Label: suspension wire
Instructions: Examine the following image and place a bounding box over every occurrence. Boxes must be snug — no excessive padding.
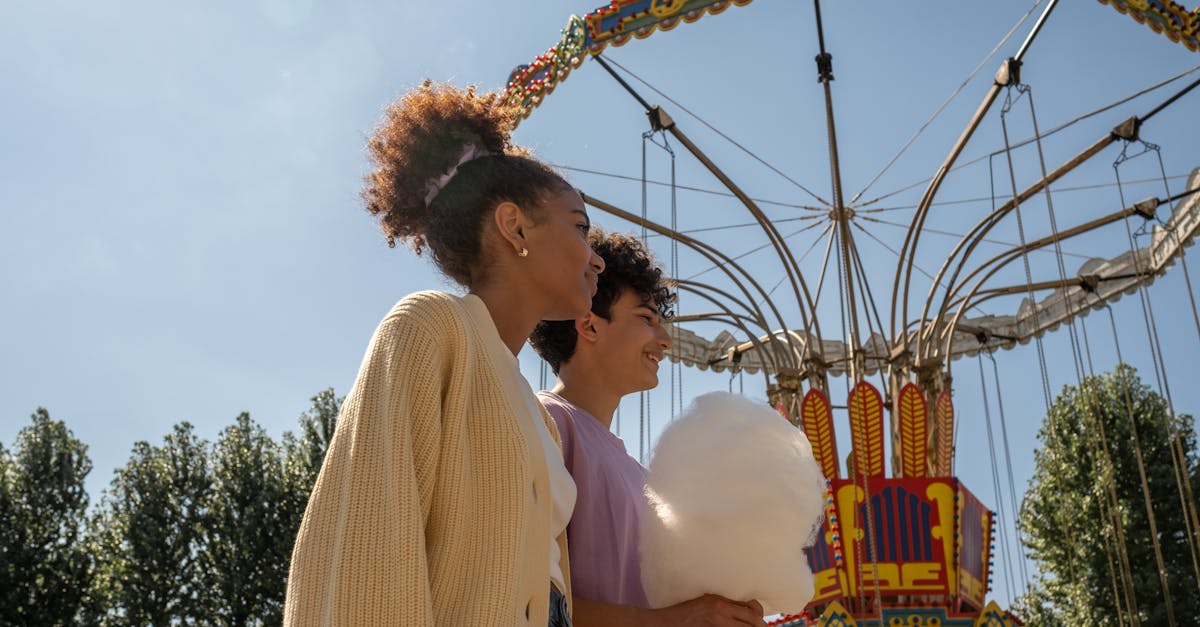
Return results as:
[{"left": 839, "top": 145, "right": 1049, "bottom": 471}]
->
[
  {"left": 764, "top": 222, "right": 837, "bottom": 299},
  {"left": 1022, "top": 84, "right": 1087, "bottom": 393},
  {"left": 1078, "top": 315, "right": 1130, "bottom": 622},
  {"left": 667, "top": 215, "right": 822, "bottom": 238},
  {"left": 864, "top": 195, "right": 996, "bottom": 211},
  {"left": 1107, "top": 303, "right": 1189, "bottom": 622},
  {"left": 988, "top": 120, "right": 1099, "bottom": 605},
  {"left": 639, "top": 389, "right": 646, "bottom": 464},
  {"left": 555, "top": 163, "right": 1189, "bottom": 223},
  {"left": 648, "top": 393, "right": 657, "bottom": 461},
  {"left": 852, "top": 220, "right": 994, "bottom": 320},
  {"left": 1094, "top": 444, "right": 1139, "bottom": 627},
  {"left": 851, "top": 0, "right": 1044, "bottom": 204},
  {"left": 640, "top": 130, "right": 649, "bottom": 465},
  {"left": 641, "top": 134, "right": 649, "bottom": 242},
  {"left": 1116, "top": 152, "right": 1170, "bottom": 395},
  {"left": 1170, "top": 209, "right": 1200, "bottom": 344},
  {"left": 844, "top": 224, "right": 906, "bottom": 382},
  {"left": 1115, "top": 149, "right": 1200, "bottom": 598},
  {"left": 1025, "top": 81, "right": 1156, "bottom": 623},
  {"left": 808, "top": 13, "right": 882, "bottom": 613},
  {"left": 1176, "top": 249, "right": 1200, "bottom": 341},
  {"left": 1120, "top": 153, "right": 1199, "bottom": 608},
  {"left": 860, "top": 215, "right": 1093, "bottom": 260},
  {"left": 862, "top": 175, "right": 1194, "bottom": 213},
  {"left": 1072, "top": 322, "right": 1142, "bottom": 627},
  {"left": 998, "top": 84, "right": 1087, "bottom": 603},
  {"left": 751, "top": 223, "right": 838, "bottom": 318},
  {"left": 810, "top": 222, "right": 841, "bottom": 315},
  {"left": 977, "top": 354, "right": 1017, "bottom": 603},
  {"left": 643, "top": 129, "right": 678, "bottom": 422},
  {"left": 683, "top": 219, "right": 826, "bottom": 282},
  {"left": 832, "top": 223, "right": 883, "bottom": 618},
  {"left": 1000, "top": 86, "right": 1053, "bottom": 445},
  {"left": 600, "top": 55, "right": 830, "bottom": 207},
  {"left": 1077, "top": 314, "right": 1136, "bottom": 626},
  {"left": 844, "top": 225, "right": 891, "bottom": 394},
  {"left": 979, "top": 151, "right": 1033, "bottom": 600},
  {"left": 554, "top": 163, "right": 824, "bottom": 212},
  {"left": 664, "top": 133, "right": 683, "bottom": 421},
  {"left": 1141, "top": 74, "right": 1200, "bottom": 124},
  {"left": 850, "top": 221, "right": 943, "bottom": 286},
  {"left": 1150, "top": 150, "right": 1200, "bottom": 585},
  {"left": 986, "top": 355, "right": 1032, "bottom": 591},
  {"left": 861, "top": 64, "right": 1200, "bottom": 208},
  {"left": 831, "top": 226, "right": 865, "bottom": 611}
]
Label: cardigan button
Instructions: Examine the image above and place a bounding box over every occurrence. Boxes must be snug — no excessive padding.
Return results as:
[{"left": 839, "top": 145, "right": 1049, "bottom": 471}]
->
[
  {"left": 525, "top": 600, "right": 531, "bottom": 620},
  {"left": 532, "top": 481, "right": 539, "bottom": 502}
]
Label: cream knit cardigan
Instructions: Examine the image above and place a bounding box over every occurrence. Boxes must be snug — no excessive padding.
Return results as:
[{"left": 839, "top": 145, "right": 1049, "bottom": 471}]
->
[{"left": 284, "top": 291, "right": 572, "bottom": 626}]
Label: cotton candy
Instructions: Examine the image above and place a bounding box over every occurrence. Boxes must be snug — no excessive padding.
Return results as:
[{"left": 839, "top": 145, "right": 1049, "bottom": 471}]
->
[{"left": 640, "top": 392, "right": 827, "bottom": 615}]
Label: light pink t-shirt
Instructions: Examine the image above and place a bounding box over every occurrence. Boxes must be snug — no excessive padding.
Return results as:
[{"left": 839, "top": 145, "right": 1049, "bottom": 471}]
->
[{"left": 538, "top": 391, "right": 651, "bottom": 608}]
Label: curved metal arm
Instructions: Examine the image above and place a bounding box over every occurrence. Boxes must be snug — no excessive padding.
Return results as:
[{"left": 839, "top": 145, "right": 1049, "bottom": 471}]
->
[
  {"left": 676, "top": 279, "right": 793, "bottom": 372},
  {"left": 914, "top": 132, "right": 1118, "bottom": 360},
  {"left": 893, "top": 0, "right": 1060, "bottom": 343},
  {"left": 581, "top": 190, "right": 810, "bottom": 369},
  {"left": 671, "top": 284, "right": 781, "bottom": 389},
  {"left": 922, "top": 199, "right": 1144, "bottom": 360},
  {"left": 588, "top": 56, "right": 824, "bottom": 356}
]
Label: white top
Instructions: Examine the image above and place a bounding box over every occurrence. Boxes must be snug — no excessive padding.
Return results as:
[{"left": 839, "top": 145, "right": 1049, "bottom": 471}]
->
[
  {"left": 514, "top": 372, "right": 576, "bottom": 591},
  {"left": 463, "top": 295, "right": 576, "bottom": 591}
]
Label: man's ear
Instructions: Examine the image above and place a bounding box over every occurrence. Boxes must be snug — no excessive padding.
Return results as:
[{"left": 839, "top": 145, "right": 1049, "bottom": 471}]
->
[
  {"left": 575, "top": 312, "right": 601, "bottom": 343},
  {"left": 492, "top": 200, "right": 529, "bottom": 255}
]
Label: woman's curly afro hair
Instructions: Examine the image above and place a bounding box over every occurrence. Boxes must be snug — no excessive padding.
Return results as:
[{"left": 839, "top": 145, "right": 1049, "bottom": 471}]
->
[{"left": 361, "top": 81, "right": 572, "bottom": 286}]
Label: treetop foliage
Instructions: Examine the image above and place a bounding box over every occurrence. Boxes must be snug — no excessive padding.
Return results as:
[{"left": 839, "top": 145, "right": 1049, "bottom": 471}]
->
[{"left": 1, "top": 389, "right": 342, "bottom": 626}]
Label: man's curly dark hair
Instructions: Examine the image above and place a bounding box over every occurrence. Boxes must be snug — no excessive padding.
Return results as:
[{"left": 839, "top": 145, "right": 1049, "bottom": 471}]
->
[{"left": 530, "top": 229, "right": 675, "bottom": 373}]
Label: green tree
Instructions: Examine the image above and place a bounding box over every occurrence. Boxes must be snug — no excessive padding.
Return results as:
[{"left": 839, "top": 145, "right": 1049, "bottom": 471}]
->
[
  {"left": 202, "top": 412, "right": 292, "bottom": 626},
  {"left": 86, "top": 422, "right": 212, "bottom": 625},
  {"left": 280, "top": 387, "right": 342, "bottom": 537},
  {"left": 1019, "top": 364, "right": 1200, "bottom": 625},
  {"left": 284, "top": 388, "right": 341, "bottom": 490},
  {"left": 0, "top": 409, "right": 92, "bottom": 626}
]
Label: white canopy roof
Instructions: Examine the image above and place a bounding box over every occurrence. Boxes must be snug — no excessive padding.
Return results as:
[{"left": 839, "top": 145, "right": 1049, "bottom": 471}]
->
[{"left": 664, "top": 167, "right": 1200, "bottom": 377}]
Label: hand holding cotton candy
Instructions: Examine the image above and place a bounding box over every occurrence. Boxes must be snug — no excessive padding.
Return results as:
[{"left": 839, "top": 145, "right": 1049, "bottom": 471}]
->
[{"left": 640, "top": 392, "right": 827, "bottom": 616}]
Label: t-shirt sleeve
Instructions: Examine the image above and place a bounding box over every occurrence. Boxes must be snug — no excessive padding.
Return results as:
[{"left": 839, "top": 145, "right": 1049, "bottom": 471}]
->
[{"left": 541, "top": 397, "right": 576, "bottom": 472}]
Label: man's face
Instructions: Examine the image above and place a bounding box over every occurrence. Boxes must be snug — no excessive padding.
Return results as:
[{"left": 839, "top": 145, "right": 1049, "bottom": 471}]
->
[{"left": 592, "top": 287, "right": 672, "bottom": 395}]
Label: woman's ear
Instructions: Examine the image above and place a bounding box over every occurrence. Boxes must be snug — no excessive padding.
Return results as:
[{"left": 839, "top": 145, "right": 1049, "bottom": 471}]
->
[{"left": 493, "top": 200, "right": 529, "bottom": 256}]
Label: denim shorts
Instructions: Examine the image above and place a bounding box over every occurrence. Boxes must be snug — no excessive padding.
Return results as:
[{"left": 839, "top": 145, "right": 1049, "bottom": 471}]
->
[{"left": 548, "top": 584, "right": 572, "bottom": 627}]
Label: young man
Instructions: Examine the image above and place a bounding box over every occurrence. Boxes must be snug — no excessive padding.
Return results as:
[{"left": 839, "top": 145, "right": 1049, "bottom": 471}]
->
[{"left": 531, "top": 230, "right": 766, "bottom": 627}]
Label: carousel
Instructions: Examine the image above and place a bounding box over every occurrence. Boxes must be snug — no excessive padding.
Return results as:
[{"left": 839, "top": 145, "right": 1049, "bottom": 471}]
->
[{"left": 503, "top": 1, "right": 1200, "bottom": 624}]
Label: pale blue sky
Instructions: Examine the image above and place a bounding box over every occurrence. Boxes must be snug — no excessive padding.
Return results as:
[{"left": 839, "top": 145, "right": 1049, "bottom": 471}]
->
[{"left": 4, "top": 0, "right": 1200, "bottom": 610}]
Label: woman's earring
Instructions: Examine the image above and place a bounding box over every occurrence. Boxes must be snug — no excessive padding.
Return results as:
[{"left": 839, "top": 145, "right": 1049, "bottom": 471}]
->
[{"left": 518, "top": 247, "right": 529, "bottom": 257}]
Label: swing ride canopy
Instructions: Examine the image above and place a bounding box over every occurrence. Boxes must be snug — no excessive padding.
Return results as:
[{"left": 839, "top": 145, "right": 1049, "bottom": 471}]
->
[
  {"left": 503, "top": 1, "right": 1200, "bottom": 624},
  {"left": 503, "top": 0, "right": 1200, "bottom": 378}
]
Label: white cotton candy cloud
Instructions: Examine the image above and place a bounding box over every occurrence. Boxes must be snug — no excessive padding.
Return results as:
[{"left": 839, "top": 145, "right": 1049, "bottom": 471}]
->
[{"left": 640, "top": 392, "right": 827, "bottom": 615}]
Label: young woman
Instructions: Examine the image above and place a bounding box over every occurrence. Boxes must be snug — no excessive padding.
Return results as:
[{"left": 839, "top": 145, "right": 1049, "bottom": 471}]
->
[
  {"left": 530, "top": 231, "right": 766, "bottom": 627},
  {"left": 284, "top": 83, "right": 603, "bottom": 627}
]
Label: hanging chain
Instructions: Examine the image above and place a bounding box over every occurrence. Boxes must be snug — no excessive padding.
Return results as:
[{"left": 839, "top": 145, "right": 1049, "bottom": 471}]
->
[
  {"left": 1115, "top": 146, "right": 1200, "bottom": 600},
  {"left": 999, "top": 84, "right": 1095, "bottom": 611},
  {"left": 976, "top": 354, "right": 1017, "bottom": 603},
  {"left": 1025, "top": 84, "right": 1145, "bottom": 624}
]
